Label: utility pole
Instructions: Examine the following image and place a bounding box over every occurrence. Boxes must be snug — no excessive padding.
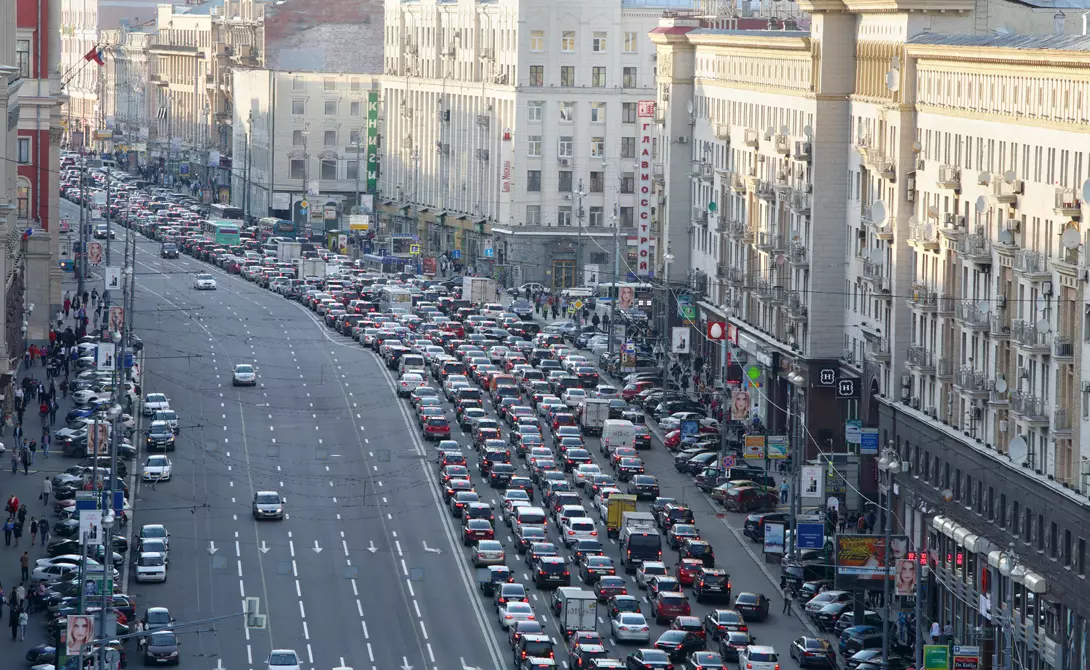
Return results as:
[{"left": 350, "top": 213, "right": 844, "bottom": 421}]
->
[
  {"left": 103, "top": 165, "right": 112, "bottom": 308},
  {"left": 301, "top": 123, "right": 310, "bottom": 240},
  {"left": 877, "top": 445, "right": 901, "bottom": 670},
  {"left": 575, "top": 180, "right": 586, "bottom": 288},
  {"left": 77, "top": 161, "right": 88, "bottom": 297},
  {"left": 607, "top": 205, "right": 620, "bottom": 357},
  {"left": 243, "top": 112, "right": 253, "bottom": 221}
]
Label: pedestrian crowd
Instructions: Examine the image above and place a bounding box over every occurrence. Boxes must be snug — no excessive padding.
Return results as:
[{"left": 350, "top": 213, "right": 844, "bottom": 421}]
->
[{"left": 0, "top": 493, "right": 51, "bottom": 642}]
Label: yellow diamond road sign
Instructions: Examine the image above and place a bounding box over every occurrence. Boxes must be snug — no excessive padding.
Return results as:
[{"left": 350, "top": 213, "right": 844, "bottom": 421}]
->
[{"left": 574, "top": 300, "right": 584, "bottom": 310}]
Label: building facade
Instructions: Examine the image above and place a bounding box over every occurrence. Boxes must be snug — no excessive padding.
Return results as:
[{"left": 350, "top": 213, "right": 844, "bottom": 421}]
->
[
  {"left": 230, "top": 69, "right": 381, "bottom": 234},
  {"left": 652, "top": 0, "right": 1090, "bottom": 667},
  {"left": 100, "top": 26, "right": 154, "bottom": 173}
]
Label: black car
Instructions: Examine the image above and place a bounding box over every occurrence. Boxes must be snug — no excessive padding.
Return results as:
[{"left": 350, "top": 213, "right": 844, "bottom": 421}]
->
[
  {"left": 627, "top": 475, "right": 660, "bottom": 500},
  {"left": 692, "top": 568, "right": 731, "bottom": 603},
  {"left": 742, "top": 512, "right": 787, "bottom": 542},
  {"left": 731, "top": 592, "right": 769, "bottom": 621},
  {"left": 54, "top": 519, "right": 80, "bottom": 538},
  {"left": 717, "top": 631, "right": 753, "bottom": 660},
  {"left": 144, "top": 630, "right": 180, "bottom": 665},
  {"left": 626, "top": 648, "right": 674, "bottom": 670},
  {"left": 653, "top": 630, "right": 705, "bottom": 661},
  {"left": 534, "top": 556, "right": 570, "bottom": 588},
  {"left": 790, "top": 637, "right": 836, "bottom": 667},
  {"left": 145, "top": 421, "right": 176, "bottom": 451},
  {"left": 160, "top": 243, "right": 179, "bottom": 258},
  {"left": 25, "top": 645, "right": 56, "bottom": 665}
]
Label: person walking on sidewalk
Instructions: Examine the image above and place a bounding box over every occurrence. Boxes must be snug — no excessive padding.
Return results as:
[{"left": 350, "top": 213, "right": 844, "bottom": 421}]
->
[
  {"left": 8, "top": 603, "right": 17, "bottom": 640},
  {"left": 20, "top": 447, "right": 29, "bottom": 476},
  {"left": 27, "top": 441, "right": 35, "bottom": 466},
  {"left": 782, "top": 583, "right": 794, "bottom": 614},
  {"left": 37, "top": 518, "right": 48, "bottom": 547},
  {"left": 2, "top": 519, "right": 12, "bottom": 547},
  {"left": 28, "top": 520, "right": 36, "bottom": 546},
  {"left": 41, "top": 478, "right": 51, "bottom": 506},
  {"left": 39, "top": 429, "right": 48, "bottom": 459},
  {"left": 13, "top": 519, "right": 23, "bottom": 547},
  {"left": 48, "top": 399, "right": 57, "bottom": 426},
  {"left": 19, "top": 552, "right": 28, "bottom": 583}
]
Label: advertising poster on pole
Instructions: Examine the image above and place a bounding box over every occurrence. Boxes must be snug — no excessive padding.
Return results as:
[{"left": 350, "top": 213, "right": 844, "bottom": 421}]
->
[
  {"left": 96, "top": 342, "right": 116, "bottom": 371},
  {"left": 87, "top": 422, "right": 109, "bottom": 457},
  {"left": 834, "top": 536, "right": 909, "bottom": 588},
  {"left": 65, "top": 614, "right": 95, "bottom": 656},
  {"left": 800, "top": 465, "right": 824, "bottom": 499},
  {"left": 79, "top": 509, "right": 103, "bottom": 546},
  {"left": 766, "top": 435, "right": 788, "bottom": 459},
  {"left": 108, "top": 306, "right": 124, "bottom": 333},
  {"left": 730, "top": 389, "right": 751, "bottom": 422},
  {"left": 763, "top": 521, "right": 785, "bottom": 554},
  {"left": 743, "top": 434, "right": 765, "bottom": 460},
  {"left": 894, "top": 558, "right": 917, "bottom": 596}
]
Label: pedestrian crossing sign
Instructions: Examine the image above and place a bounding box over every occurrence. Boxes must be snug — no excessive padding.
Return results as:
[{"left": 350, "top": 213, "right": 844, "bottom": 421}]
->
[{"left": 409, "top": 244, "right": 421, "bottom": 255}]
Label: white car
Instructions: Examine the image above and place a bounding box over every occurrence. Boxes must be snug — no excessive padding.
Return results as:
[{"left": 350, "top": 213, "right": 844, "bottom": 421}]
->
[
  {"left": 536, "top": 397, "right": 563, "bottom": 417},
  {"left": 397, "top": 373, "right": 425, "bottom": 397},
  {"left": 36, "top": 555, "right": 103, "bottom": 570},
  {"left": 232, "top": 364, "right": 257, "bottom": 386},
  {"left": 595, "top": 487, "right": 622, "bottom": 518},
  {"left": 142, "top": 455, "right": 173, "bottom": 481},
  {"left": 72, "top": 388, "right": 109, "bottom": 405},
  {"left": 267, "top": 650, "right": 301, "bottom": 670},
  {"left": 498, "top": 601, "right": 535, "bottom": 629},
  {"left": 142, "top": 393, "right": 170, "bottom": 416},
  {"left": 611, "top": 612, "right": 651, "bottom": 643},
  {"left": 636, "top": 561, "right": 668, "bottom": 589},
  {"left": 31, "top": 563, "right": 81, "bottom": 583},
  {"left": 573, "top": 463, "right": 602, "bottom": 487},
  {"left": 561, "top": 388, "right": 588, "bottom": 408},
  {"left": 135, "top": 552, "right": 168, "bottom": 582},
  {"left": 560, "top": 518, "right": 597, "bottom": 546},
  {"left": 193, "top": 273, "right": 217, "bottom": 290},
  {"left": 738, "top": 646, "right": 780, "bottom": 670}
]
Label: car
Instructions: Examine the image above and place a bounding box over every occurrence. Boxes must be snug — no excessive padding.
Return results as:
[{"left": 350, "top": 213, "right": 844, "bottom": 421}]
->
[
  {"left": 463, "top": 519, "right": 495, "bottom": 545},
  {"left": 533, "top": 556, "right": 570, "bottom": 588},
  {"left": 499, "top": 601, "right": 536, "bottom": 629},
  {"left": 717, "top": 630, "right": 753, "bottom": 661},
  {"left": 138, "top": 524, "right": 170, "bottom": 552},
  {"left": 702, "top": 609, "right": 748, "bottom": 641},
  {"left": 683, "top": 651, "right": 724, "bottom": 670},
  {"left": 193, "top": 273, "right": 217, "bottom": 290},
  {"left": 515, "top": 633, "right": 556, "bottom": 664},
  {"left": 141, "top": 455, "right": 172, "bottom": 482},
  {"left": 636, "top": 561, "right": 668, "bottom": 589},
  {"left": 142, "top": 393, "right": 170, "bottom": 416},
  {"left": 232, "top": 363, "right": 258, "bottom": 386},
  {"left": 625, "top": 648, "right": 673, "bottom": 669},
  {"left": 594, "top": 575, "right": 628, "bottom": 601},
  {"left": 737, "top": 645, "right": 780, "bottom": 670},
  {"left": 473, "top": 540, "right": 505, "bottom": 567},
  {"left": 692, "top": 568, "right": 731, "bottom": 603},
  {"left": 732, "top": 592, "right": 769, "bottom": 621},
  {"left": 31, "top": 562, "right": 80, "bottom": 583},
  {"left": 25, "top": 644, "right": 56, "bottom": 665},
  {"left": 152, "top": 409, "right": 180, "bottom": 433},
  {"left": 790, "top": 637, "right": 836, "bottom": 667},
  {"left": 611, "top": 611, "right": 651, "bottom": 643},
  {"left": 653, "top": 630, "right": 705, "bottom": 661},
  {"left": 252, "top": 491, "right": 284, "bottom": 520},
  {"left": 144, "top": 630, "right": 181, "bottom": 665},
  {"left": 579, "top": 555, "right": 616, "bottom": 584},
  {"left": 267, "top": 649, "right": 302, "bottom": 670},
  {"left": 142, "top": 607, "right": 176, "bottom": 631},
  {"left": 135, "top": 552, "right": 168, "bottom": 582}
]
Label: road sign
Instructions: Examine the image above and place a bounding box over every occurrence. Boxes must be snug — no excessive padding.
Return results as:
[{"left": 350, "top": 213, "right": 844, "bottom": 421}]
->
[
  {"left": 797, "top": 523, "right": 825, "bottom": 549},
  {"left": 721, "top": 455, "right": 736, "bottom": 470},
  {"left": 483, "top": 247, "right": 494, "bottom": 258},
  {"left": 573, "top": 300, "right": 584, "bottom": 310},
  {"left": 817, "top": 368, "right": 837, "bottom": 387},
  {"left": 451, "top": 249, "right": 461, "bottom": 259},
  {"left": 409, "top": 244, "right": 421, "bottom": 255},
  {"left": 923, "top": 645, "right": 950, "bottom": 670},
  {"left": 952, "top": 647, "right": 980, "bottom": 670},
  {"left": 836, "top": 378, "right": 859, "bottom": 398},
  {"left": 300, "top": 200, "right": 309, "bottom": 210},
  {"left": 859, "top": 428, "right": 880, "bottom": 454},
  {"left": 845, "top": 419, "right": 862, "bottom": 445}
]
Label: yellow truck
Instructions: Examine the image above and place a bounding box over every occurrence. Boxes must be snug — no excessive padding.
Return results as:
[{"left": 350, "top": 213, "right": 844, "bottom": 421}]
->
[{"left": 605, "top": 494, "right": 638, "bottom": 538}]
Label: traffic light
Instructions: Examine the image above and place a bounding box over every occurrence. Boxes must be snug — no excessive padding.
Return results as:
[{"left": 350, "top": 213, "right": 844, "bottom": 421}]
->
[{"left": 245, "top": 597, "right": 266, "bottom": 629}]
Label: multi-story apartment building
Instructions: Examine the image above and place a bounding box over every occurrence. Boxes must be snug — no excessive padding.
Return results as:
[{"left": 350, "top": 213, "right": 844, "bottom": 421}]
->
[
  {"left": 379, "top": 0, "right": 727, "bottom": 284},
  {"left": 230, "top": 69, "right": 381, "bottom": 234},
  {"left": 652, "top": 0, "right": 1090, "bottom": 667},
  {"left": 101, "top": 25, "right": 154, "bottom": 173}
]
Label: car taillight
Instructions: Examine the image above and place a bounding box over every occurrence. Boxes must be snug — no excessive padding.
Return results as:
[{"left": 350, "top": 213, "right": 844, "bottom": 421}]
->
[
  {"left": 505, "top": 615, "right": 513, "bottom": 619},
  {"left": 563, "top": 571, "right": 569, "bottom": 576}
]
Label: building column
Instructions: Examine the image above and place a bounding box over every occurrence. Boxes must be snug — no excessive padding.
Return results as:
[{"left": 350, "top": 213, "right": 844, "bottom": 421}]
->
[{"left": 25, "top": 229, "right": 54, "bottom": 346}]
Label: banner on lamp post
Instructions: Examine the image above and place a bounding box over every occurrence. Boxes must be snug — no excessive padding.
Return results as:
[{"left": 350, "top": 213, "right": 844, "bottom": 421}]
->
[
  {"left": 635, "top": 100, "right": 655, "bottom": 278},
  {"left": 366, "top": 92, "right": 380, "bottom": 194}
]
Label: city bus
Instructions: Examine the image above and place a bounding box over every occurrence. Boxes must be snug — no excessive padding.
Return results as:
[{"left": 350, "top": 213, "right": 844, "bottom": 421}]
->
[
  {"left": 257, "top": 217, "right": 297, "bottom": 241},
  {"left": 209, "top": 203, "right": 244, "bottom": 221},
  {"left": 201, "top": 219, "right": 242, "bottom": 246},
  {"left": 379, "top": 286, "right": 414, "bottom": 314}
]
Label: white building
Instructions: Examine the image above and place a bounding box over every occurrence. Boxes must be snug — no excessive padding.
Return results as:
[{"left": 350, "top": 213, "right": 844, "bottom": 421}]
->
[
  {"left": 653, "top": 0, "right": 1090, "bottom": 661},
  {"left": 230, "top": 69, "right": 381, "bottom": 234},
  {"left": 101, "top": 26, "right": 154, "bottom": 169}
]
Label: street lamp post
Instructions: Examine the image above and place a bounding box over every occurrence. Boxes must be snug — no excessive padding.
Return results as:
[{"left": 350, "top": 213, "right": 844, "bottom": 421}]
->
[
  {"left": 876, "top": 444, "right": 902, "bottom": 670},
  {"left": 575, "top": 180, "right": 586, "bottom": 288},
  {"left": 997, "top": 545, "right": 1019, "bottom": 670},
  {"left": 660, "top": 252, "right": 674, "bottom": 391}
]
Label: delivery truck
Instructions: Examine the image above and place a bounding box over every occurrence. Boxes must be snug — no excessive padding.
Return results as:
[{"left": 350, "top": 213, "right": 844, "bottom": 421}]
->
[
  {"left": 296, "top": 258, "right": 326, "bottom": 279},
  {"left": 580, "top": 399, "right": 610, "bottom": 436},
  {"left": 557, "top": 589, "right": 598, "bottom": 637},
  {"left": 605, "top": 494, "right": 637, "bottom": 538},
  {"left": 462, "top": 277, "right": 497, "bottom": 306},
  {"left": 276, "top": 241, "right": 302, "bottom": 262}
]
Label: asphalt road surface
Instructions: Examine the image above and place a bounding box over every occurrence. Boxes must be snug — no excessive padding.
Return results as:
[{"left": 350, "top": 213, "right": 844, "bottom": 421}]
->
[{"left": 58, "top": 197, "right": 822, "bottom": 670}]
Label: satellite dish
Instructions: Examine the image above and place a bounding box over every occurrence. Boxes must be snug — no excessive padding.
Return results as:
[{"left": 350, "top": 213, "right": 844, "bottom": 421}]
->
[
  {"left": 871, "top": 200, "right": 887, "bottom": 225},
  {"left": 1037, "top": 319, "right": 1052, "bottom": 333},
  {"left": 1035, "top": 296, "right": 1047, "bottom": 312},
  {"left": 912, "top": 141, "right": 922, "bottom": 154},
  {"left": 1009, "top": 436, "right": 1028, "bottom": 464},
  {"left": 975, "top": 195, "right": 988, "bottom": 213},
  {"left": 994, "top": 377, "right": 1008, "bottom": 394},
  {"left": 928, "top": 206, "right": 939, "bottom": 219},
  {"left": 889, "top": 56, "right": 900, "bottom": 70},
  {"left": 686, "top": 100, "right": 694, "bottom": 114},
  {"left": 924, "top": 223, "right": 936, "bottom": 239},
  {"left": 803, "top": 125, "right": 813, "bottom": 138},
  {"left": 909, "top": 215, "right": 919, "bottom": 226},
  {"left": 1082, "top": 178, "right": 1090, "bottom": 203},
  {"left": 977, "top": 300, "right": 990, "bottom": 314},
  {"left": 999, "top": 229, "right": 1014, "bottom": 245},
  {"left": 780, "top": 125, "right": 789, "bottom": 135},
  {"left": 1062, "top": 226, "right": 1081, "bottom": 249},
  {"left": 885, "top": 70, "right": 900, "bottom": 92},
  {"left": 1004, "top": 170, "right": 1017, "bottom": 184},
  {"left": 978, "top": 172, "right": 991, "bottom": 186}
]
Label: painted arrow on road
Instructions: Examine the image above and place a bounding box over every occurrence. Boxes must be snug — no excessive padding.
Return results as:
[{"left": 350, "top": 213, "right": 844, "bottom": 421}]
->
[
  {"left": 259, "top": 541, "right": 269, "bottom": 554},
  {"left": 367, "top": 541, "right": 378, "bottom": 554},
  {"left": 208, "top": 541, "right": 218, "bottom": 555},
  {"left": 214, "top": 659, "right": 226, "bottom": 670},
  {"left": 422, "top": 541, "right": 441, "bottom": 555},
  {"left": 312, "top": 540, "right": 323, "bottom": 553},
  {"left": 401, "top": 657, "right": 413, "bottom": 670}
]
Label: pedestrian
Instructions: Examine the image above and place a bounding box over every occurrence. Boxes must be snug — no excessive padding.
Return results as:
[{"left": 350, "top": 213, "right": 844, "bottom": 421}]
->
[
  {"left": 41, "top": 477, "right": 51, "bottom": 506},
  {"left": 63, "top": 296, "right": 71, "bottom": 318},
  {"left": 18, "top": 552, "right": 28, "bottom": 582},
  {"left": 17, "top": 608, "right": 26, "bottom": 641},
  {"left": 20, "top": 448, "right": 29, "bottom": 475},
  {"left": 28, "top": 520, "right": 36, "bottom": 546},
  {"left": 8, "top": 604, "right": 17, "bottom": 640},
  {"left": 782, "top": 583, "right": 794, "bottom": 614},
  {"left": 9, "top": 451, "right": 16, "bottom": 475},
  {"left": 10, "top": 423, "right": 21, "bottom": 444},
  {"left": 27, "top": 441, "right": 35, "bottom": 465},
  {"left": 2, "top": 520, "right": 11, "bottom": 547},
  {"left": 16, "top": 505, "right": 25, "bottom": 526},
  {"left": 48, "top": 399, "right": 57, "bottom": 426},
  {"left": 59, "top": 378, "right": 68, "bottom": 399},
  {"left": 857, "top": 514, "right": 867, "bottom": 534},
  {"left": 40, "top": 429, "right": 48, "bottom": 459},
  {"left": 13, "top": 520, "right": 22, "bottom": 546},
  {"left": 14, "top": 584, "right": 24, "bottom": 608},
  {"left": 37, "top": 518, "right": 48, "bottom": 546},
  {"left": 779, "top": 480, "right": 789, "bottom": 505}
]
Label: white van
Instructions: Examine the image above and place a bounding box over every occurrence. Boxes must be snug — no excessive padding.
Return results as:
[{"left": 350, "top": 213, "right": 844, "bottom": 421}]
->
[
  {"left": 513, "top": 506, "right": 548, "bottom": 530},
  {"left": 398, "top": 354, "right": 426, "bottom": 376},
  {"left": 601, "top": 419, "right": 636, "bottom": 455}
]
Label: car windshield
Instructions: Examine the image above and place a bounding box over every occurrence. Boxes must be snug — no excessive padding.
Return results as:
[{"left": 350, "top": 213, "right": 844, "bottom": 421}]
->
[
  {"left": 146, "top": 394, "right": 167, "bottom": 403},
  {"left": 142, "top": 527, "right": 166, "bottom": 538},
  {"left": 269, "top": 652, "right": 298, "bottom": 665},
  {"left": 147, "top": 457, "right": 169, "bottom": 467},
  {"left": 641, "top": 651, "right": 669, "bottom": 663},
  {"left": 235, "top": 365, "right": 254, "bottom": 373},
  {"left": 138, "top": 554, "right": 165, "bottom": 566},
  {"left": 736, "top": 593, "right": 757, "bottom": 604},
  {"left": 748, "top": 652, "right": 778, "bottom": 662},
  {"left": 196, "top": 274, "right": 213, "bottom": 281},
  {"left": 149, "top": 633, "right": 176, "bottom": 646},
  {"left": 256, "top": 494, "right": 280, "bottom": 504}
]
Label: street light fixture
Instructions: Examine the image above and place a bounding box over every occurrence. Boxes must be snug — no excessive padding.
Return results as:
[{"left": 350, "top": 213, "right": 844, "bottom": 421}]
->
[{"left": 876, "top": 442, "right": 901, "bottom": 670}]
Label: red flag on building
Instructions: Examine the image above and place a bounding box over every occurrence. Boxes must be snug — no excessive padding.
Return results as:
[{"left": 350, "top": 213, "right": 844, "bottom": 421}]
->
[{"left": 83, "top": 47, "right": 105, "bottom": 66}]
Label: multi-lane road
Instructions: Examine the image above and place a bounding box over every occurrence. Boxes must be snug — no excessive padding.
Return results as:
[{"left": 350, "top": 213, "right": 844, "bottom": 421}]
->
[{"left": 59, "top": 197, "right": 820, "bottom": 670}]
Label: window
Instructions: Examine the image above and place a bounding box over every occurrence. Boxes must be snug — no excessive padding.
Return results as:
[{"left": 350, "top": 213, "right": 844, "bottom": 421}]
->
[
  {"left": 530, "top": 30, "right": 544, "bottom": 52},
  {"left": 623, "top": 67, "right": 637, "bottom": 88},
  {"left": 621, "top": 137, "right": 636, "bottom": 158},
  {"left": 350, "top": 101, "right": 362, "bottom": 116},
  {"left": 592, "top": 32, "right": 607, "bottom": 52},
  {"left": 323, "top": 77, "right": 336, "bottom": 91},
  {"left": 527, "top": 170, "right": 542, "bottom": 192},
  {"left": 621, "top": 173, "right": 634, "bottom": 193},
  {"left": 589, "top": 206, "right": 604, "bottom": 227},
  {"left": 292, "top": 130, "right": 305, "bottom": 146},
  {"left": 590, "top": 103, "right": 605, "bottom": 123},
  {"left": 324, "top": 100, "right": 337, "bottom": 116},
  {"left": 291, "top": 99, "right": 306, "bottom": 115},
  {"left": 591, "top": 137, "right": 604, "bottom": 158},
  {"left": 622, "top": 103, "right": 637, "bottom": 124},
  {"left": 350, "top": 78, "right": 361, "bottom": 92},
  {"left": 591, "top": 67, "right": 606, "bottom": 88},
  {"left": 558, "top": 137, "right": 573, "bottom": 158},
  {"left": 561, "top": 31, "right": 575, "bottom": 52},
  {"left": 619, "top": 206, "right": 633, "bottom": 228},
  {"left": 349, "top": 129, "right": 362, "bottom": 145},
  {"left": 293, "top": 75, "right": 304, "bottom": 90},
  {"left": 321, "top": 159, "right": 337, "bottom": 180},
  {"left": 529, "top": 66, "right": 543, "bottom": 87},
  {"left": 16, "top": 182, "right": 29, "bottom": 219},
  {"left": 561, "top": 66, "right": 575, "bottom": 87},
  {"left": 558, "top": 171, "right": 573, "bottom": 192},
  {"left": 289, "top": 159, "right": 305, "bottom": 179},
  {"left": 624, "top": 32, "right": 637, "bottom": 53},
  {"left": 589, "top": 171, "right": 604, "bottom": 193},
  {"left": 558, "top": 206, "right": 573, "bottom": 226},
  {"left": 528, "top": 101, "right": 543, "bottom": 122},
  {"left": 16, "top": 40, "right": 30, "bottom": 77},
  {"left": 526, "top": 205, "right": 541, "bottom": 226},
  {"left": 16, "top": 138, "right": 31, "bottom": 164},
  {"left": 559, "top": 102, "right": 574, "bottom": 122},
  {"left": 324, "top": 130, "right": 337, "bottom": 146},
  {"left": 346, "top": 160, "right": 359, "bottom": 180}
]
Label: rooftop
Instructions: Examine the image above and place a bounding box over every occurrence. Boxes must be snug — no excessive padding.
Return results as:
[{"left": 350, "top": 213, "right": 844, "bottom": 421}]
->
[{"left": 907, "top": 32, "right": 1090, "bottom": 52}]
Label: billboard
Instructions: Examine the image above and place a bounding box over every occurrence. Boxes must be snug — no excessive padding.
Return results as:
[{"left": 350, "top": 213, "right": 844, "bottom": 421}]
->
[
  {"left": 635, "top": 100, "right": 655, "bottom": 277},
  {"left": 835, "top": 535, "right": 909, "bottom": 587},
  {"left": 66, "top": 614, "right": 95, "bottom": 656}
]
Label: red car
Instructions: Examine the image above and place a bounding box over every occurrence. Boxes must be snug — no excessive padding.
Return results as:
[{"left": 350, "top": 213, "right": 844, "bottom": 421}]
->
[
  {"left": 423, "top": 417, "right": 451, "bottom": 441},
  {"left": 675, "top": 558, "right": 704, "bottom": 586},
  {"left": 653, "top": 591, "right": 692, "bottom": 625},
  {"left": 670, "top": 615, "right": 706, "bottom": 641},
  {"left": 593, "top": 576, "right": 628, "bottom": 601},
  {"left": 622, "top": 380, "right": 657, "bottom": 401},
  {"left": 462, "top": 519, "right": 494, "bottom": 545}
]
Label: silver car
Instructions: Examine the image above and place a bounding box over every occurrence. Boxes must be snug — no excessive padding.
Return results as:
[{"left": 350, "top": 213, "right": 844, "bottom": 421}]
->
[
  {"left": 611, "top": 612, "right": 651, "bottom": 643},
  {"left": 252, "top": 491, "right": 284, "bottom": 520},
  {"left": 232, "top": 364, "right": 257, "bottom": 386}
]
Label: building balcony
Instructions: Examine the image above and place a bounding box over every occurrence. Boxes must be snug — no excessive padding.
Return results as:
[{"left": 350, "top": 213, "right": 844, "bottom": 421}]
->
[
  {"left": 991, "top": 179, "right": 1021, "bottom": 204},
  {"left": 937, "top": 294, "right": 956, "bottom": 315},
  {"left": 715, "top": 123, "right": 731, "bottom": 141},
  {"left": 954, "top": 301, "right": 989, "bottom": 330},
  {"left": 909, "top": 284, "right": 938, "bottom": 311},
  {"left": 1053, "top": 407, "right": 1072, "bottom": 435},
  {"left": 1012, "top": 249, "right": 1050, "bottom": 281},
  {"left": 954, "top": 367, "right": 988, "bottom": 397},
  {"left": 755, "top": 180, "right": 776, "bottom": 201},
  {"left": 862, "top": 204, "right": 893, "bottom": 240},
  {"left": 905, "top": 344, "right": 935, "bottom": 372},
  {"left": 990, "top": 314, "right": 1011, "bottom": 338},
  {"left": 794, "top": 141, "right": 811, "bottom": 162},
  {"left": 956, "top": 233, "right": 992, "bottom": 266},
  {"left": 790, "top": 189, "right": 811, "bottom": 215},
  {"left": 744, "top": 129, "right": 759, "bottom": 148},
  {"left": 724, "top": 266, "right": 748, "bottom": 287},
  {"left": 785, "top": 290, "right": 808, "bottom": 320},
  {"left": 988, "top": 387, "right": 1010, "bottom": 407},
  {"left": 866, "top": 338, "right": 891, "bottom": 363},
  {"left": 1010, "top": 319, "right": 1051, "bottom": 354},
  {"left": 729, "top": 219, "right": 754, "bottom": 244},
  {"left": 861, "top": 260, "right": 888, "bottom": 291},
  {"left": 756, "top": 231, "right": 786, "bottom": 254},
  {"left": 788, "top": 241, "right": 808, "bottom": 267},
  {"left": 1053, "top": 336, "right": 1074, "bottom": 360},
  {"left": 1053, "top": 187, "right": 1083, "bottom": 217},
  {"left": 908, "top": 222, "right": 940, "bottom": 249},
  {"left": 995, "top": 219, "right": 1021, "bottom": 252},
  {"left": 774, "top": 134, "right": 791, "bottom": 155},
  {"left": 753, "top": 279, "right": 785, "bottom": 304},
  {"left": 936, "top": 164, "right": 962, "bottom": 191},
  {"left": 730, "top": 172, "right": 746, "bottom": 193},
  {"left": 692, "top": 206, "right": 708, "bottom": 227},
  {"left": 936, "top": 356, "right": 954, "bottom": 379},
  {"left": 1010, "top": 391, "right": 1048, "bottom": 425},
  {"left": 653, "top": 162, "right": 664, "bottom": 179}
]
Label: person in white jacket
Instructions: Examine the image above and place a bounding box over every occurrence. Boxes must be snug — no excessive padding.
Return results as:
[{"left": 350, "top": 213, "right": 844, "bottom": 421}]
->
[{"left": 41, "top": 478, "right": 52, "bottom": 506}]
